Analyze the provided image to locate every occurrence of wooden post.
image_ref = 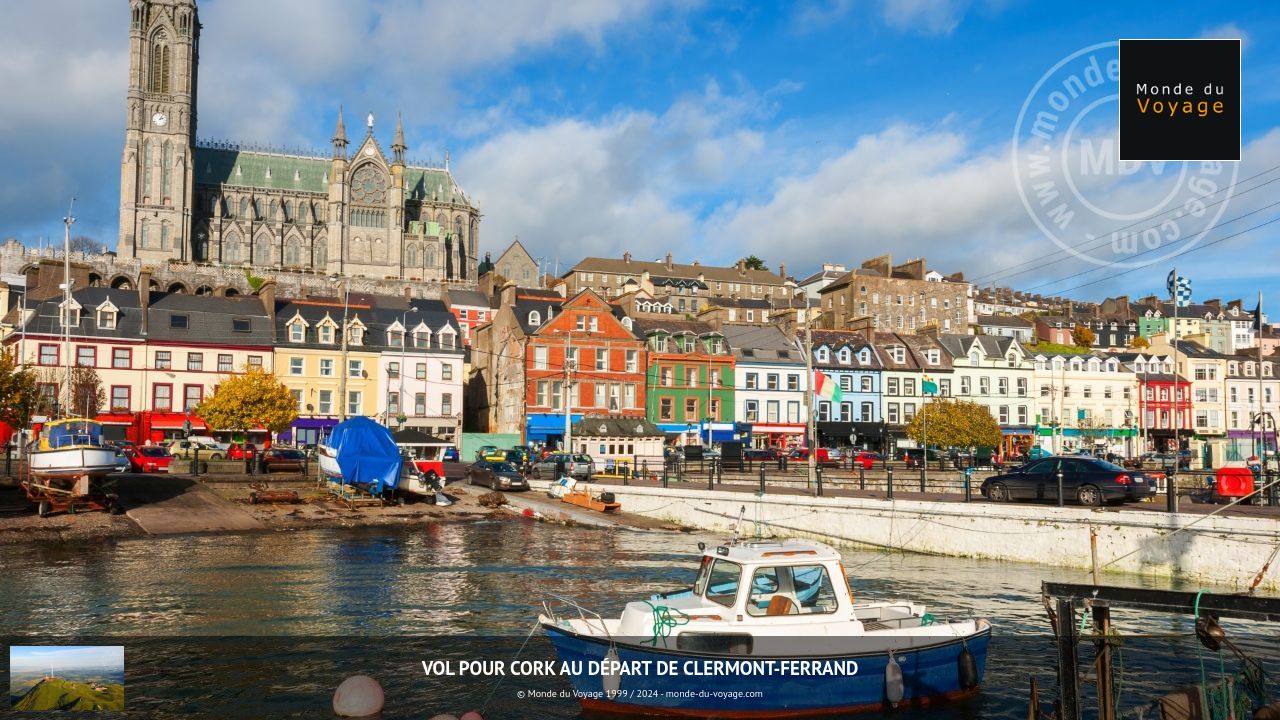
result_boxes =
[1054,597,1080,720]
[1093,604,1115,720]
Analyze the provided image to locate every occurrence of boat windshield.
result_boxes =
[698,559,742,608]
[46,421,102,448]
[745,564,838,616]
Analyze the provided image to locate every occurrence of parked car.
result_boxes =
[443,447,460,462]
[531,453,595,480]
[465,460,530,491]
[476,445,506,462]
[505,448,532,469]
[787,447,842,467]
[850,451,879,470]
[167,439,226,461]
[112,448,130,473]
[902,448,942,468]
[980,456,1158,506]
[188,435,229,453]
[125,445,174,473]
[1026,446,1052,461]
[260,448,306,473]
[742,448,779,462]
[226,443,260,461]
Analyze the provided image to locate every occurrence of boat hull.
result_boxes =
[317,447,342,480]
[29,447,119,479]
[543,624,989,717]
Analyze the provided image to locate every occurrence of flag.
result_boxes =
[814,372,842,404]
[1166,270,1192,308]
[1253,293,1263,333]
[922,376,938,395]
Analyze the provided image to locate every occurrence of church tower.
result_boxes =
[117,0,199,263]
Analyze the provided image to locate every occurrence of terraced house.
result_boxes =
[720,325,807,450]
[640,319,736,446]
[808,330,882,448]
[372,300,463,442]
[938,335,1035,458]
[873,332,951,456]
[1031,352,1137,457]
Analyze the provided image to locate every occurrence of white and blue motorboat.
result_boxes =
[539,539,991,717]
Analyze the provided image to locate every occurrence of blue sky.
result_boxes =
[9,645,124,672]
[1,0,1278,306]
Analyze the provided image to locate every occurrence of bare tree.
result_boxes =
[69,235,108,255]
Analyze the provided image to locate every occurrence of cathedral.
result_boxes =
[116,0,480,283]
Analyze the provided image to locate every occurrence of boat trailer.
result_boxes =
[21,475,121,518]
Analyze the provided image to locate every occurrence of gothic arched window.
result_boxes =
[160,221,171,251]
[269,200,279,222]
[282,200,292,223]
[425,244,436,268]
[149,31,170,94]
[314,237,327,267]
[224,233,241,263]
[285,239,301,266]
[162,141,173,200]
[405,243,419,267]
[239,198,249,218]
[143,141,154,200]
[254,235,271,265]
[139,220,150,250]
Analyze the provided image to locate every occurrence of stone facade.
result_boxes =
[818,255,972,334]
[116,0,479,284]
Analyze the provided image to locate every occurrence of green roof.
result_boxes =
[402,166,460,203]
[195,147,329,194]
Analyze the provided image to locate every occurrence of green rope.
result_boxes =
[641,601,690,646]
[920,613,936,626]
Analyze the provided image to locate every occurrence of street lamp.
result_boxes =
[398,307,419,427]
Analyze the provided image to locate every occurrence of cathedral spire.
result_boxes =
[392,112,406,165]
[332,106,348,159]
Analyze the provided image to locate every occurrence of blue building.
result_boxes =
[809,330,884,448]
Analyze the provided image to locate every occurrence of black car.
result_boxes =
[981,456,1158,506]
[742,448,779,462]
[465,460,530,491]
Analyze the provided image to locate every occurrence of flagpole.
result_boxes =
[1258,289,1265,460]
[1171,268,1180,457]
[803,297,815,491]
[922,380,928,489]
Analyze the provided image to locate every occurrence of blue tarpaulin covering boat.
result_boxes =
[318,417,402,494]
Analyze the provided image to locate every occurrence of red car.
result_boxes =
[126,445,174,473]
[850,451,879,470]
[227,443,258,460]
[788,447,843,468]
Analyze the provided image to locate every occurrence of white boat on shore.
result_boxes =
[29,419,119,480]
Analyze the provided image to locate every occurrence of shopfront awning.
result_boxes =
[526,413,582,441]
[147,413,209,431]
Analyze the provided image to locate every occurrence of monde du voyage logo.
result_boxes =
[1120,38,1241,162]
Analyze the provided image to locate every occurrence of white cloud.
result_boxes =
[1199,22,1249,49]
[882,0,971,35]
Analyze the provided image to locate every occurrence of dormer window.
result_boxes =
[838,348,851,364]
[319,324,334,344]
[388,328,405,348]
[97,308,117,330]
[890,346,905,363]
[439,330,456,350]
[816,347,830,363]
[413,330,430,349]
[528,311,541,326]
[969,351,980,365]
[348,326,364,346]
[622,317,633,330]
[289,322,305,343]
[926,350,939,365]
[859,349,871,364]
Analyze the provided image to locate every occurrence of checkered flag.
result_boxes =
[1166,270,1192,308]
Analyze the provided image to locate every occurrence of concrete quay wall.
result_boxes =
[543,483,1280,591]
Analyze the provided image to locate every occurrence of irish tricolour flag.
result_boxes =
[814,372,843,404]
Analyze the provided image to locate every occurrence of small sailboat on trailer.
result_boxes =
[540,538,990,717]
[29,419,120,480]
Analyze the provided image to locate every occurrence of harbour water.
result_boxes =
[2,519,1276,718]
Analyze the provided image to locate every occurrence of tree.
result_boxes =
[1128,335,1150,349]
[69,235,108,255]
[69,365,105,418]
[741,255,768,271]
[0,348,39,429]
[906,399,1002,451]
[194,366,298,435]
[1071,324,1096,348]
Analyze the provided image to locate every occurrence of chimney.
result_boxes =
[861,255,891,278]
[623,251,632,264]
[255,280,277,342]
[893,258,926,281]
[778,262,786,279]
[665,253,673,270]
[500,281,518,308]
[137,268,151,336]
[736,259,746,275]
[1204,298,1221,312]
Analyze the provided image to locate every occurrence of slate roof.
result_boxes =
[976,314,1033,329]
[703,296,773,309]
[937,333,1025,360]
[1169,340,1229,359]
[196,148,330,194]
[566,257,788,286]
[720,325,802,365]
[22,288,145,340]
[275,295,461,353]
[444,288,491,309]
[871,332,953,371]
[808,330,882,369]
[147,293,273,346]
[632,318,720,337]
[509,288,565,335]
[571,415,665,438]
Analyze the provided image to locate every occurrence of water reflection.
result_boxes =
[0,520,1276,719]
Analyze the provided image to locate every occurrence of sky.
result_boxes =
[1,0,1278,306]
[9,645,124,672]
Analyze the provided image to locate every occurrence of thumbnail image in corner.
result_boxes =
[9,645,124,711]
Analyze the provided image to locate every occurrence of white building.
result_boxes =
[1224,353,1279,459]
[937,335,1035,456]
[1032,353,1138,455]
[375,303,464,442]
[720,325,808,449]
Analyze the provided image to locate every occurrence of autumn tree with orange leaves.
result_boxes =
[194,366,297,435]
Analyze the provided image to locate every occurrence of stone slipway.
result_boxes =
[113,475,264,535]
[502,490,679,531]
[528,481,1280,591]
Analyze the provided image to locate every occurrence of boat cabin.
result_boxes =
[38,419,104,450]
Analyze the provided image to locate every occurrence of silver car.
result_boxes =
[531,453,594,480]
